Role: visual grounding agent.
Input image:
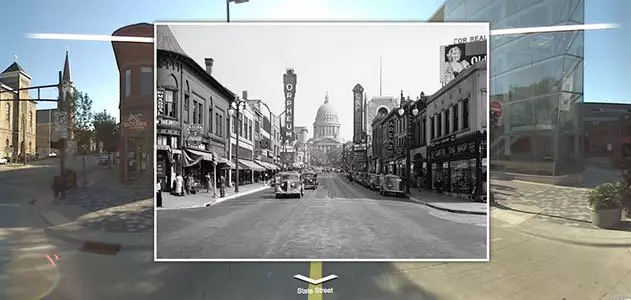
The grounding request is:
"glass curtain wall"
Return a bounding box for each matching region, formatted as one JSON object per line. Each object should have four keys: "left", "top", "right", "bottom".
{"left": 443, "top": 0, "right": 585, "bottom": 176}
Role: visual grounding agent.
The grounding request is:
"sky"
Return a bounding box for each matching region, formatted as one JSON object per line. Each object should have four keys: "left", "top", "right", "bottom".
{"left": 0, "top": 0, "right": 628, "bottom": 126}
{"left": 168, "top": 23, "right": 488, "bottom": 140}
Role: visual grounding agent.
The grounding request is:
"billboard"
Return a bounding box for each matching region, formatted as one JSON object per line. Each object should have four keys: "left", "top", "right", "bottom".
{"left": 352, "top": 84, "right": 364, "bottom": 144}
{"left": 440, "top": 40, "right": 487, "bottom": 84}
{"left": 283, "top": 69, "right": 297, "bottom": 142}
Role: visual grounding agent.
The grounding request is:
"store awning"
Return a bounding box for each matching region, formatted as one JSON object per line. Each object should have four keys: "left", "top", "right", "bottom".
{"left": 236, "top": 159, "right": 265, "bottom": 172}
{"left": 218, "top": 157, "right": 236, "bottom": 169}
{"left": 255, "top": 160, "right": 278, "bottom": 170}
{"left": 185, "top": 148, "right": 214, "bottom": 162}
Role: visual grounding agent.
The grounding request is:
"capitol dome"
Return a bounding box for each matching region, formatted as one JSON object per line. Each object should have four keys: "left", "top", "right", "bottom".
{"left": 313, "top": 92, "right": 340, "bottom": 139}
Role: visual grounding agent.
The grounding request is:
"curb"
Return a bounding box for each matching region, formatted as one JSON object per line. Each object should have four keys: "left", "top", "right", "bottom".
{"left": 156, "top": 185, "right": 270, "bottom": 210}
{"left": 37, "top": 205, "right": 153, "bottom": 253}
{"left": 409, "top": 196, "right": 488, "bottom": 215}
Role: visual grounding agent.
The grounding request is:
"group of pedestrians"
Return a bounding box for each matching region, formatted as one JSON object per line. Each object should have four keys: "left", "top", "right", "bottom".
{"left": 156, "top": 172, "right": 228, "bottom": 208}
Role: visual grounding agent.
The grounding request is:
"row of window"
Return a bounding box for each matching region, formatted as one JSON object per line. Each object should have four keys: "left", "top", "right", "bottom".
{"left": 124, "top": 67, "right": 153, "bottom": 98}
{"left": 3, "top": 103, "right": 35, "bottom": 132}
{"left": 372, "top": 99, "right": 471, "bottom": 157}
{"left": 232, "top": 115, "right": 254, "bottom": 142}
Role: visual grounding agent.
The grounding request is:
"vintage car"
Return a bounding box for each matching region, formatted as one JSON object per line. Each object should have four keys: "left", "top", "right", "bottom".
{"left": 379, "top": 174, "right": 406, "bottom": 197}
{"left": 275, "top": 172, "right": 304, "bottom": 198}
{"left": 302, "top": 172, "right": 318, "bottom": 189}
{"left": 270, "top": 174, "right": 282, "bottom": 187}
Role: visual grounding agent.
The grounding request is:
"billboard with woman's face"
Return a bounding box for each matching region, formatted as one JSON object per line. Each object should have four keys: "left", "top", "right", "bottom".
{"left": 440, "top": 40, "right": 487, "bottom": 84}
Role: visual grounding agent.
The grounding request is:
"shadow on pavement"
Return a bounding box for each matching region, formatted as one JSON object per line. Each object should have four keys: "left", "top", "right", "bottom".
{"left": 324, "top": 262, "right": 440, "bottom": 300}
{"left": 78, "top": 204, "right": 153, "bottom": 233}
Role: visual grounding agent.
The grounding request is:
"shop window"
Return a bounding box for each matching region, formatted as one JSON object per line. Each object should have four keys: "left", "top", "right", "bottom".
{"left": 125, "top": 69, "right": 131, "bottom": 97}
{"left": 450, "top": 159, "right": 477, "bottom": 194}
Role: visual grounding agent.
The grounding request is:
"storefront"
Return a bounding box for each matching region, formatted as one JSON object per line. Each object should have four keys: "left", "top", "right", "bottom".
{"left": 427, "top": 130, "right": 486, "bottom": 200}
{"left": 120, "top": 112, "right": 152, "bottom": 183}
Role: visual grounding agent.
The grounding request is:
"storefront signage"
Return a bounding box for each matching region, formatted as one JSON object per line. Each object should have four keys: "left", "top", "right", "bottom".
{"left": 440, "top": 39, "right": 487, "bottom": 84}
{"left": 259, "top": 139, "right": 270, "bottom": 149}
{"left": 186, "top": 124, "right": 203, "bottom": 147}
{"left": 353, "top": 84, "right": 364, "bottom": 144}
{"left": 158, "top": 118, "right": 178, "bottom": 126}
{"left": 431, "top": 140, "right": 478, "bottom": 161}
{"left": 123, "top": 114, "right": 150, "bottom": 132}
{"left": 283, "top": 69, "right": 297, "bottom": 142}
{"left": 157, "top": 89, "right": 165, "bottom": 115}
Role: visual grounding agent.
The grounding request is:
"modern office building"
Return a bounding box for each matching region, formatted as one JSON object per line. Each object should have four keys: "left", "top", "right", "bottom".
{"left": 431, "top": 0, "right": 585, "bottom": 183}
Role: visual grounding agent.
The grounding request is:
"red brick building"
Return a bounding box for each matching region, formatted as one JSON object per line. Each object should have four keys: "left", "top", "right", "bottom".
{"left": 111, "top": 23, "right": 154, "bottom": 183}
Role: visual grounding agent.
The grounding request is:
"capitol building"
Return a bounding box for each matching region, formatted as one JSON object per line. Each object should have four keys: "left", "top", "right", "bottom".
{"left": 310, "top": 92, "right": 342, "bottom": 153}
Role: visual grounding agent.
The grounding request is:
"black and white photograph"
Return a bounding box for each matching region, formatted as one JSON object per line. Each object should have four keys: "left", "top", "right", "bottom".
{"left": 154, "top": 22, "right": 490, "bottom": 260}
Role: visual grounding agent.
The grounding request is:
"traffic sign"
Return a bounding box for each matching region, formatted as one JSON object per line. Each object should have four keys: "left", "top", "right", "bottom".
{"left": 490, "top": 100, "right": 502, "bottom": 118}
{"left": 54, "top": 112, "right": 69, "bottom": 133}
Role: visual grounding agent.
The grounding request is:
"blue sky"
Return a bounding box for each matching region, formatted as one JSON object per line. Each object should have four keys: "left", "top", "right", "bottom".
{"left": 0, "top": 0, "right": 628, "bottom": 122}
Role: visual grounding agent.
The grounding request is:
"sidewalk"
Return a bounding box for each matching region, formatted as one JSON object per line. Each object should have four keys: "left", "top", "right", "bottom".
{"left": 35, "top": 167, "right": 154, "bottom": 253}
{"left": 408, "top": 189, "right": 488, "bottom": 215}
{"left": 158, "top": 182, "right": 270, "bottom": 210}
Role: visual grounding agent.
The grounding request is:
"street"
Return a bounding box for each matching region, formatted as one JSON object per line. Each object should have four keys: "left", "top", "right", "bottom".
{"left": 157, "top": 173, "right": 488, "bottom": 259}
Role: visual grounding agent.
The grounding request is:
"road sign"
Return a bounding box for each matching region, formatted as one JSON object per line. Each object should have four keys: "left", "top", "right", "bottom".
{"left": 490, "top": 100, "right": 502, "bottom": 118}
{"left": 259, "top": 139, "right": 269, "bottom": 149}
{"left": 54, "top": 112, "right": 69, "bottom": 133}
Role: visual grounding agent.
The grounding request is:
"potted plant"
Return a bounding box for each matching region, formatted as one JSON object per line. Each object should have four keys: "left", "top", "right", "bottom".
{"left": 588, "top": 182, "right": 623, "bottom": 228}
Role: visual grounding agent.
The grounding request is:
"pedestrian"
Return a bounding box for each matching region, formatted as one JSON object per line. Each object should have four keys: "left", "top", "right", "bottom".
{"left": 205, "top": 172, "right": 212, "bottom": 193}
{"left": 156, "top": 179, "right": 163, "bottom": 207}
{"left": 219, "top": 175, "right": 226, "bottom": 198}
{"left": 175, "top": 173, "right": 184, "bottom": 196}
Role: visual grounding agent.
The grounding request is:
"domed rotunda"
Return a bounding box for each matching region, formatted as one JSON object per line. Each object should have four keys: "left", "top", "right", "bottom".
{"left": 313, "top": 92, "right": 340, "bottom": 139}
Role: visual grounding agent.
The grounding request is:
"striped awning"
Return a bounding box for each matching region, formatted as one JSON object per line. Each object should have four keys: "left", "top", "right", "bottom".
{"left": 255, "top": 160, "right": 278, "bottom": 170}
{"left": 236, "top": 159, "right": 265, "bottom": 172}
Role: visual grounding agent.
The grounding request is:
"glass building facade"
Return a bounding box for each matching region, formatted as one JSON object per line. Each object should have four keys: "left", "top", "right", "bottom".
{"left": 436, "top": 0, "right": 585, "bottom": 176}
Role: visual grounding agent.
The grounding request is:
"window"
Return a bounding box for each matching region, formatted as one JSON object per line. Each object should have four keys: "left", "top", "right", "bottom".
{"left": 198, "top": 103, "right": 203, "bottom": 125}
{"left": 437, "top": 113, "right": 442, "bottom": 137}
{"left": 255, "top": 120, "right": 260, "bottom": 133}
{"left": 28, "top": 111, "right": 33, "bottom": 132}
{"left": 249, "top": 120, "right": 253, "bottom": 141}
{"left": 5, "top": 103, "right": 9, "bottom": 124}
{"left": 125, "top": 69, "right": 131, "bottom": 97}
{"left": 430, "top": 116, "right": 435, "bottom": 140}
{"left": 445, "top": 108, "right": 450, "bottom": 135}
{"left": 232, "top": 116, "right": 237, "bottom": 134}
{"left": 140, "top": 67, "right": 153, "bottom": 96}
{"left": 453, "top": 104, "right": 459, "bottom": 132}
{"left": 462, "top": 99, "right": 470, "bottom": 129}
{"left": 184, "top": 94, "right": 190, "bottom": 123}
{"left": 193, "top": 100, "right": 198, "bottom": 124}
{"left": 209, "top": 107, "right": 213, "bottom": 134}
{"left": 163, "top": 90, "right": 176, "bottom": 117}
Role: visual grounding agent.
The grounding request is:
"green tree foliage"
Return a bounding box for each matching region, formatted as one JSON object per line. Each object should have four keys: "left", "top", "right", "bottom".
{"left": 63, "top": 89, "right": 93, "bottom": 153}
{"left": 93, "top": 110, "right": 119, "bottom": 153}
{"left": 326, "top": 146, "right": 342, "bottom": 165}
{"left": 310, "top": 148, "right": 327, "bottom": 165}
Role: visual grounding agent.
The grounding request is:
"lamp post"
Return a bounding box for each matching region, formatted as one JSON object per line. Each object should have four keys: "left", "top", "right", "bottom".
{"left": 226, "top": 0, "right": 249, "bottom": 22}
{"left": 397, "top": 95, "right": 419, "bottom": 195}
{"left": 229, "top": 96, "right": 247, "bottom": 192}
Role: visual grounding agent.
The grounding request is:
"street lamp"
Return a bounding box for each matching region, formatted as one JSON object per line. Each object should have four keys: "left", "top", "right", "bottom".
{"left": 226, "top": 0, "right": 249, "bottom": 22}
{"left": 397, "top": 97, "right": 419, "bottom": 195}
{"left": 229, "top": 96, "right": 248, "bottom": 192}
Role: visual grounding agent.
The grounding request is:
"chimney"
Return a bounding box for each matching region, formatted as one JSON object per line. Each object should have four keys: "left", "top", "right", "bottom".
{"left": 204, "top": 58, "right": 214, "bottom": 75}
{"left": 242, "top": 90, "right": 248, "bottom": 100}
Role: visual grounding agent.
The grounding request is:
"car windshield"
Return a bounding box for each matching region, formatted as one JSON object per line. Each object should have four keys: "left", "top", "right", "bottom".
{"left": 281, "top": 174, "right": 299, "bottom": 180}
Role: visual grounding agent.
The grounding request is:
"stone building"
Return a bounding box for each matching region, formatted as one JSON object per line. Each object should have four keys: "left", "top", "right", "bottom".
{"left": 35, "top": 108, "right": 59, "bottom": 157}
{"left": 0, "top": 61, "right": 37, "bottom": 159}
{"left": 311, "top": 92, "right": 342, "bottom": 153}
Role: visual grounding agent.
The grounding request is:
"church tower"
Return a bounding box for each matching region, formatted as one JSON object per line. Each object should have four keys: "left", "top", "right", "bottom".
{"left": 59, "top": 50, "right": 75, "bottom": 140}
{"left": 0, "top": 55, "right": 37, "bottom": 156}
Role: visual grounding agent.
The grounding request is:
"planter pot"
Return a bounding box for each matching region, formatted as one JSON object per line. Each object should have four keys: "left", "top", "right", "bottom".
{"left": 590, "top": 207, "right": 622, "bottom": 229}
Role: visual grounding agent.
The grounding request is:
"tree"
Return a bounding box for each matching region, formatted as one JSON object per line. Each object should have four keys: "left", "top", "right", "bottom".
{"left": 64, "top": 89, "right": 94, "bottom": 153}
{"left": 93, "top": 110, "right": 119, "bottom": 154}
{"left": 310, "top": 148, "right": 327, "bottom": 165}
{"left": 326, "top": 147, "right": 342, "bottom": 165}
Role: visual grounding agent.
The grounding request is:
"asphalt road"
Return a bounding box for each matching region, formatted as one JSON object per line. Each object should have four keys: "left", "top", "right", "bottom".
{"left": 157, "top": 173, "right": 488, "bottom": 259}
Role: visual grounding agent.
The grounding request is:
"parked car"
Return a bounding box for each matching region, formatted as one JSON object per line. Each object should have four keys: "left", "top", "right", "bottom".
{"left": 48, "top": 152, "right": 58, "bottom": 158}
{"left": 368, "top": 173, "right": 379, "bottom": 190}
{"left": 98, "top": 156, "right": 110, "bottom": 167}
{"left": 303, "top": 172, "right": 318, "bottom": 190}
{"left": 275, "top": 172, "right": 304, "bottom": 198}
{"left": 0, "top": 157, "right": 7, "bottom": 164}
{"left": 379, "top": 174, "right": 406, "bottom": 197}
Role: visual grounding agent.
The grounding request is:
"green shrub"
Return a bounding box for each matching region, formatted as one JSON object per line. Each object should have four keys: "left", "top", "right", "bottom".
{"left": 588, "top": 182, "right": 623, "bottom": 210}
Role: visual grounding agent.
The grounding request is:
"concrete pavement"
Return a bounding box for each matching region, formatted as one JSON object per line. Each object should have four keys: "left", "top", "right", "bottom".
{"left": 157, "top": 174, "right": 488, "bottom": 259}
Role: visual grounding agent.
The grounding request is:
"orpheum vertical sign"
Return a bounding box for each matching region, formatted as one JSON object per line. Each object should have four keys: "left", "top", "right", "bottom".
{"left": 352, "top": 84, "right": 364, "bottom": 144}
{"left": 283, "top": 69, "right": 297, "bottom": 142}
